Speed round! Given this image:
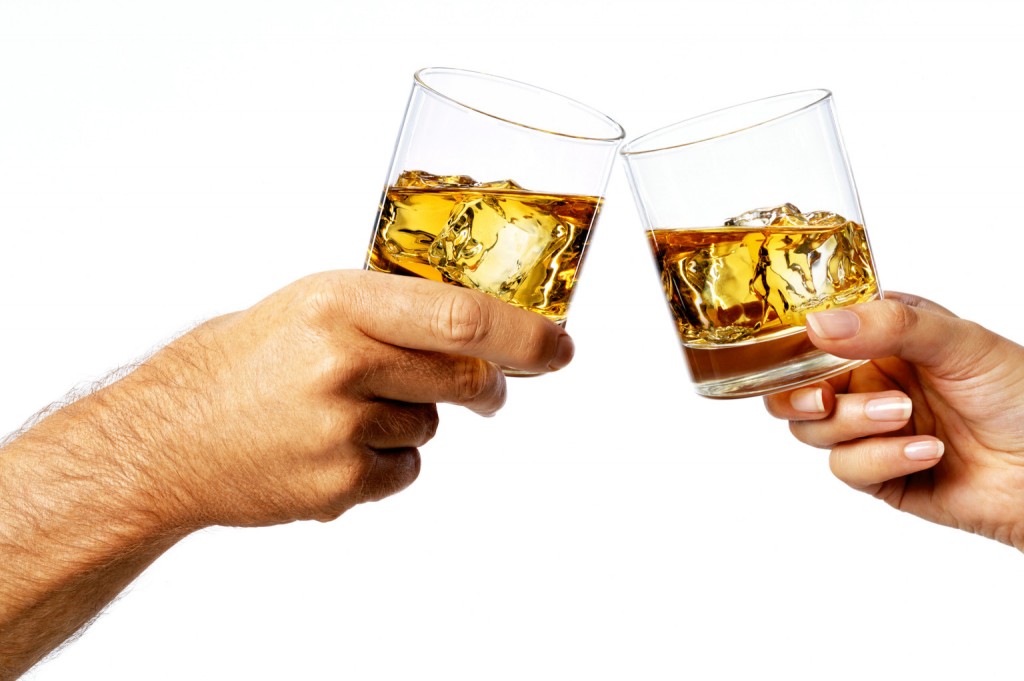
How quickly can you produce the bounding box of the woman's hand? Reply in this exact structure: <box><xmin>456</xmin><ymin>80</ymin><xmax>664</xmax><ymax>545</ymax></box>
<box><xmin>764</xmin><ymin>292</ymin><xmax>1024</xmax><ymax>550</ymax></box>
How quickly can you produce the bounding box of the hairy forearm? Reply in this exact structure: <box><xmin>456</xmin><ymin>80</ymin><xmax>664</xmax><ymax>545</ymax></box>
<box><xmin>0</xmin><ymin>383</ymin><xmax>188</xmax><ymax>679</ymax></box>
<box><xmin>0</xmin><ymin>535</ymin><xmax>177</xmax><ymax>679</ymax></box>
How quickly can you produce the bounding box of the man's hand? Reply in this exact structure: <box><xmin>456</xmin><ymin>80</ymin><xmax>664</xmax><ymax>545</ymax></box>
<box><xmin>0</xmin><ymin>270</ymin><xmax>573</xmax><ymax>677</ymax></box>
<box><xmin>763</xmin><ymin>292</ymin><xmax>1024</xmax><ymax>550</ymax></box>
<box><xmin>115</xmin><ymin>269</ymin><xmax>572</xmax><ymax>529</ymax></box>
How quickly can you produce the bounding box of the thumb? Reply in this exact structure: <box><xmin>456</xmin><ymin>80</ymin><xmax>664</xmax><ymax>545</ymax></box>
<box><xmin>804</xmin><ymin>292</ymin><xmax>1003</xmax><ymax>379</ymax></box>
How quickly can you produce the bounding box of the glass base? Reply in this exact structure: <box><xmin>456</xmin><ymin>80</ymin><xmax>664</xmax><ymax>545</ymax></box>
<box><xmin>696</xmin><ymin>354</ymin><xmax>866</xmax><ymax>399</ymax></box>
<box><xmin>503</xmin><ymin>367</ymin><xmax>542</xmax><ymax>378</ymax></box>
<box><xmin>685</xmin><ymin>330</ymin><xmax>866</xmax><ymax>399</ymax></box>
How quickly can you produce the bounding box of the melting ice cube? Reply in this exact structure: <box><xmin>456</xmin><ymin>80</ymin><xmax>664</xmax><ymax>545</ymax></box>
<box><xmin>725</xmin><ymin>203</ymin><xmax>806</xmax><ymax>228</ymax></box>
<box><xmin>428</xmin><ymin>194</ymin><xmax>559</xmax><ymax>299</ymax></box>
<box><xmin>725</xmin><ymin>204</ymin><xmax>872</xmax><ymax>321</ymax></box>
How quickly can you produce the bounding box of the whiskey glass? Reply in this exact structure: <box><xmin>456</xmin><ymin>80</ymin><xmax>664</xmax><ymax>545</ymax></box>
<box><xmin>365</xmin><ymin>67</ymin><xmax>625</xmax><ymax>375</ymax></box>
<box><xmin>621</xmin><ymin>90</ymin><xmax>881</xmax><ymax>398</ymax></box>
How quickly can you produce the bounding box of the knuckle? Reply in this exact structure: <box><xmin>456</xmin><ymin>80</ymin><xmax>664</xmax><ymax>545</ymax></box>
<box><xmin>421</xmin><ymin>406</ymin><xmax>440</xmax><ymax>443</ymax></box>
<box><xmin>355</xmin><ymin>402</ymin><xmax>439</xmax><ymax>449</ymax></box>
<box><xmin>324</xmin><ymin>344</ymin><xmax>376</xmax><ymax>389</ymax></box>
<box><xmin>307</xmin><ymin>460</ymin><xmax>365</xmax><ymax>522</ymax></box>
<box><xmin>789</xmin><ymin>420</ymin><xmax>832</xmax><ymax>450</ymax></box>
<box><xmin>300</xmin><ymin>271</ymin><xmax>363</xmax><ymax>326</ymax></box>
<box><xmin>305</xmin><ymin>279</ymin><xmax>344</xmax><ymax>322</ymax></box>
<box><xmin>960</xmin><ymin>319</ymin><xmax>1001</xmax><ymax>356</ymax></box>
<box><xmin>880</xmin><ymin>298</ymin><xmax>917</xmax><ymax>335</ymax></box>
<box><xmin>827</xmin><ymin>446</ymin><xmax>848</xmax><ymax>478</ymax></box>
<box><xmin>346</xmin><ymin>450</ymin><xmax>380</xmax><ymax>500</ymax></box>
<box><xmin>872</xmin><ymin>480</ymin><xmax>906</xmax><ymax>506</ymax></box>
<box><xmin>452</xmin><ymin>359</ymin><xmax>493</xmax><ymax>405</ymax></box>
<box><xmin>936</xmin><ymin>319</ymin><xmax>998</xmax><ymax>379</ymax></box>
<box><xmin>433</xmin><ymin>291</ymin><xmax>490</xmax><ymax>348</ymax></box>
<box><xmin>314</xmin><ymin>505</ymin><xmax>351</xmax><ymax>523</ymax></box>
<box><xmin>328</xmin><ymin>410</ymin><xmax>366</xmax><ymax>449</ymax></box>
<box><xmin>390</xmin><ymin>405</ymin><xmax>439</xmax><ymax>447</ymax></box>
<box><xmin>763</xmin><ymin>394</ymin><xmax>787</xmax><ymax>420</ymax></box>
<box><xmin>520</xmin><ymin>322</ymin><xmax>556</xmax><ymax>367</ymax></box>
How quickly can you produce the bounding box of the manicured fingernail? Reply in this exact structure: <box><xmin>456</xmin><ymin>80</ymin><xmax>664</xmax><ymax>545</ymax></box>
<box><xmin>548</xmin><ymin>335</ymin><xmax>575</xmax><ymax>370</ymax></box>
<box><xmin>806</xmin><ymin>310</ymin><xmax>860</xmax><ymax>340</ymax></box>
<box><xmin>904</xmin><ymin>439</ymin><xmax>944</xmax><ymax>461</ymax></box>
<box><xmin>864</xmin><ymin>397</ymin><xmax>912</xmax><ymax>421</ymax></box>
<box><xmin>790</xmin><ymin>386</ymin><xmax>825</xmax><ymax>413</ymax></box>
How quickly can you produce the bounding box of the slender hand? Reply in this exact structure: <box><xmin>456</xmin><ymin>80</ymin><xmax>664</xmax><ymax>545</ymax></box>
<box><xmin>763</xmin><ymin>292</ymin><xmax>1024</xmax><ymax>550</ymax></box>
<box><xmin>0</xmin><ymin>270</ymin><xmax>574</xmax><ymax>678</ymax></box>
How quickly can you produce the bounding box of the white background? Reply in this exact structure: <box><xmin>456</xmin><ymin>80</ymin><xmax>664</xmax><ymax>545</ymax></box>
<box><xmin>2</xmin><ymin>0</ymin><xmax>1023</xmax><ymax>678</ymax></box>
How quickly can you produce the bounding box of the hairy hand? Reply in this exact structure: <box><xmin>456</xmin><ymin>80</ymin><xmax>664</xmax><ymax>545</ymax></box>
<box><xmin>102</xmin><ymin>270</ymin><xmax>573</xmax><ymax>530</ymax></box>
<box><xmin>763</xmin><ymin>292</ymin><xmax>1024</xmax><ymax>550</ymax></box>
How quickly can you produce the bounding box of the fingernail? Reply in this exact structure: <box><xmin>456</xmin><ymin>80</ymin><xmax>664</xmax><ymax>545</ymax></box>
<box><xmin>548</xmin><ymin>335</ymin><xmax>575</xmax><ymax>371</ymax></box>
<box><xmin>790</xmin><ymin>386</ymin><xmax>825</xmax><ymax>413</ymax></box>
<box><xmin>904</xmin><ymin>439</ymin><xmax>944</xmax><ymax>461</ymax></box>
<box><xmin>806</xmin><ymin>310</ymin><xmax>860</xmax><ymax>340</ymax></box>
<box><xmin>864</xmin><ymin>397</ymin><xmax>913</xmax><ymax>421</ymax></box>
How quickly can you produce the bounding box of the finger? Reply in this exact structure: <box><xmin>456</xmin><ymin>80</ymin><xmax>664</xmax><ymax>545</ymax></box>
<box><xmin>345</xmin><ymin>271</ymin><xmax>574</xmax><ymax>373</ymax></box>
<box><xmin>314</xmin><ymin>445</ymin><xmax>421</xmax><ymax>519</ymax></box>
<box><xmin>357</xmin><ymin>345</ymin><xmax>507</xmax><ymax>416</ymax></box>
<box><xmin>804</xmin><ymin>295</ymin><xmax>1004</xmax><ymax>378</ymax></box>
<box><xmin>359</xmin><ymin>401</ymin><xmax>440</xmax><ymax>450</ymax></box>
<box><xmin>829</xmin><ymin>435</ymin><xmax>944</xmax><ymax>493</ymax></box>
<box><xmin>357</xmin><ymin>447</ymin><xmax>422</xmax><ymax>504</ymax></box>
<box><xmin>763</xmin><ymin>382</ymin><xmax>836</xmax><ymax>421</ymax></box>
<box><xmin>788</xmin><ymin>390</ymin><xmax>913</xmax><ymax>449</ymax></box>
<box><xmin>883</xmin><ymin>291</ymin><xmax>958</xmax><ymax>317</ymax></box>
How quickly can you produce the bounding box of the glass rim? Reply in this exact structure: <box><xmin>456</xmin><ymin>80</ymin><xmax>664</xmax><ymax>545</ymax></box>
<box><xmin>414</xmin><ymin>66</ymin><xmax>626</xmax><ymax>143</ymax></box>
<box><xmin>620</xmin><ymin>88</ymin><xmax>833</xmax><ymax>157</ymax></box>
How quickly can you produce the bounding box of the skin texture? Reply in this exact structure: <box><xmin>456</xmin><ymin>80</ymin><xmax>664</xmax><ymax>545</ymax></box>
<box><xmin>763</xmin><ymin>292</ymin><xmax>1024</xmax><ymax>550</ymax></box>
<box><xmin>0</xmin><ymin>270</ymin><xmax>574</xmax><ymax>679</ymax></box>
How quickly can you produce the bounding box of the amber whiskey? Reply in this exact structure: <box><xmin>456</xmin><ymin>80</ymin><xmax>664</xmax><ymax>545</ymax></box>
<box><xmin>367</xmin><ymin>170</ymin><xmax>601</xmax><ymax>325</ymax></box>
<box><xmin>648</xmin><ymin>204</ymin><xmax>879</xmax><ymax>396</ymax></box>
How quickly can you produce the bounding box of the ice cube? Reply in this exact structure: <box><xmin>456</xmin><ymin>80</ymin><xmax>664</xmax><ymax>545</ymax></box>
<box><xmin>725</xmin><ymin>203</ymin><xmax>805</xmax><ymax>228</ymax></box>
<box><xmin>428</xmin><ymin>194</ymin><xmax>558</xmax><ymax>299</ymax></box>
<box><xmin>394</xmin><ymin>170</ymin><xmax>523</xmax><ymax>191</ymax></box>
<box><xmin>758</xmin><ymin>211</ymin><xmax>864</xmax><ymax>319</ymax></box>
<box><xmin>662</xmin><ymin>231</ymin><xmax>770</xmax><ymax>342</ymax></box>
<box><xmin>803</xmin><ymin>210</ymin><xmax>847</xmax><ymax>228</ymax></box>
<box><xmin>394</xmin><ymin>170</ymin><xmax>477</xmax><ymax>189</ymax></box>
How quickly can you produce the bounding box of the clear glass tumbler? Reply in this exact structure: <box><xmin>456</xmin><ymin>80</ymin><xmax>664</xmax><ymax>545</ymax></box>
<box><xmin>621</xmin><ymin>90</ymin><xmax>881</xmax><ymax>398</ymax></box>
<box><xmin>365</xmin><ymin>67</ymin><xmax>625</xmax><ymax>375</ymax></box>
